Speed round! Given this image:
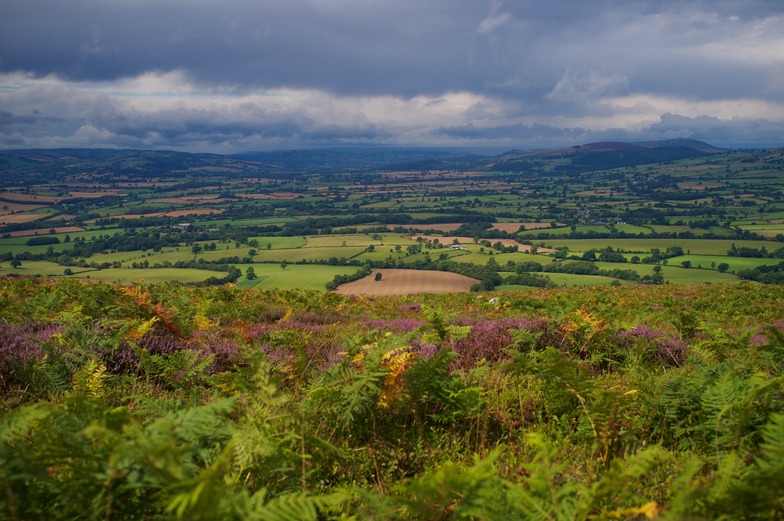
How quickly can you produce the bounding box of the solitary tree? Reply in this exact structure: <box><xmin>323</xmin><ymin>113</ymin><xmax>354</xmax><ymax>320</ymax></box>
<box><xmin>10</xmin><ymin>259</ymin><xmax>21</xmax><ymax>269</ymax></box>
<box><xmin>717</xmin><ymin>262</ymin><xmax>730</xmax><ymax>273</ymax></box>
<box><xmin>245</xmin><ymin>267</ymin><xmax>257</xmax><ymax>280</ymax></box>
<box><xmin>374</xmin><ymin>272</ymin><xmax>382</xmax><ymax>281</ymax></box>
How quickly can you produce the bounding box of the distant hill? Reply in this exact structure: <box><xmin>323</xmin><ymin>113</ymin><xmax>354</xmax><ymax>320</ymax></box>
<box><xmin>231</xmin><ymin>147</ymin><xmax>489</xmax><ymax>173</ymax></box>
<box><xmin>0</xmin><ymin>147</ymin><xmax>489</xmax><ymax>181</ymax></box>
<box><xmin>0</xmin><ymin>149</ymin><xmax>236</xmax><ymax>182</ymax></box>
<box><xmin>0</xmin><ymin>139</ymin><xmax>727</xmax><ymax>181</ymax></box>
<box><xmin>489</xmin><ymin>139</ymin><xmax>724</xmax><ymax>173</ymax></box>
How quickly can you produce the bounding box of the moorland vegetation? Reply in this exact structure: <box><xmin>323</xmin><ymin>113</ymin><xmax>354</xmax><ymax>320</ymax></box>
<box><xmin>1</xmin><ymin>276</ymin><xmax>783</xmax><ymax>519</ymax></box>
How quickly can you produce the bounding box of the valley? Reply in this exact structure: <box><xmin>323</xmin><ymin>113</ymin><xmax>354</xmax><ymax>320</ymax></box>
<box><xmin>1</xmin><ymin>140</ymin><xmax>783</xmax><ymax>291</ymax></box>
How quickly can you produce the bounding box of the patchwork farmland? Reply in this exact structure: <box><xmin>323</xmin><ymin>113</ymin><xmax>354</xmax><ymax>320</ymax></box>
<box><xmin>0</xmin><ymin>143</ymin><xmax>782</xmax><ymax>289</ymax></box>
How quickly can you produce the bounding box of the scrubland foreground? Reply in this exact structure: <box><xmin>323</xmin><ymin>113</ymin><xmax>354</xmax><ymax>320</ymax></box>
<box><xmin>1</xmin><ymin>275</ymin><xmax>783</xmax><ymax>520</ymax></box>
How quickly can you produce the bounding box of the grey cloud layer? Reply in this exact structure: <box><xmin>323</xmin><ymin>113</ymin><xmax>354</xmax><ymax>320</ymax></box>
<box><xmin>1</xmin><ymin>0</ymin><xmax>783</xmax><ymax>151</ymax></box>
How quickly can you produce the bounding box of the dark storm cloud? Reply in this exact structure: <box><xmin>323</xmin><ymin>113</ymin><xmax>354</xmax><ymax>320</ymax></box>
<box><xmin>0</xmin><ymin>0</ymin><xmax>486</xmax><ymax>97</ymax></box>
<box><xmin>1</xmin><ymin>0</ymin><xmax>782</xmax><ymax>150</ymax></box>
<box><xmin>2</xmin><ymin>0</ymin><xmax>779</xmax><ymax>99</ymax></box>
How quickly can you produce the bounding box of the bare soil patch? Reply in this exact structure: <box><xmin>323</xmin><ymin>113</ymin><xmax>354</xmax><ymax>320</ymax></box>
<box><xmin>0</xmin><ymin>202</ymin><xmax>47</xmax><ymax>214</ymax></box>
<box><xmin>116</xmin><ymin>209</ymin><xmax>224</xmax><ymax>219</ymax></box>
<box><xmin>575</xmin><ymin>189</ymin><xmax>617</xmax><ymax>196</ymax></box>
<box><xmin>0</xmin><ymin>214</ymin><xmax>49</xmax><ymax>224</ymax></box>
<box><xmin>677</xmin><ymin>182</ymin><xmax>724</xmax><ymax>191</ymax></box>
<box><xmin>335</xmin><ymin>269</ymin><xmax>478</xmax><ymax>296</ymax></box>
<box><xmin>114</xmin><ymin>182</ymin><xmax>180</xmax><ymax>188</ymax></box>
<box><xmin>68</xmin><ymin>191</ymin><xmax>121</xmax><ymax>198</ymax></box>
<box><xmin>0</xmin><ymin>192</ymin><xmax>64</xmax><ymax>203</ymax></box>
<box><xmin>387</xmin><ymin>223</ymin><xmax>464</xmax><ymax>232</ymax></box>
<box><xmin>239</xmin><ymin>192</ymin><xmax>308</xmax><ymax>200</ymax></box>
<box><xmin>408</xmin><ymin>235</ymin><xmax>556</xmax><ymax>253</ymax></box>
<box><xmin>491</xmin><ymin>222</ymin><xmax>562</xmax><ymax>233</ymax></box>
<box><xmin>165</xmin><ymin>209</ymin><xmax>223</xmax><ymax>217</ymax></box>
<box><xmin>150</xmin><ymin>195</ymin><xmax>223</xmax><ymax>204</ymax></box>
<box><xmin>7</xmin><ymin>226</ymin><xmax>84</xmax><ymax>237</ymax></box>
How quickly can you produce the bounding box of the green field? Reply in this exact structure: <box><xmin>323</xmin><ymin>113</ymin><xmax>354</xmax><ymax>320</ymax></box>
<box><xmin>251</xmin><ymin>247</ymin><xmax>367</xmax><ymax>263</ymax></box>
<box><xmin>539</xmin><ymin>238</ymin><xmax>775</xmax><ymax>255</ymax></box>
<box><xmin>0</xmin><ymin>261</ymin><xmax>76</xmax><ymax>277</ymax></box>
<box><xmin>675</xmin><ymin>254</ymin><xmax>782</xmax><ymax>272</ymax></box>
<box><xmin>73</xmin><ymin>267</ymin><xmax>217</xmax><ymax>283</ymax></box>
<box><xmin>614</xmin><ymin>224</ymin><xmax>653</xmax><ymax>234</ymax></box>
<box><xmin>657</xmin><ymin>265</ymin><xmax>741</xmax><ymax>284</ymax></box>
<box><xmin>542</xmin><ymin>273</ymin><xmax>636</xmax><ymax>286</ymax></box>
<box><xmin>518</xmin><ymin>225</ymin><xmax>610</xmax><ymax>237</ymax></box>
<box><xmin>237</xmin><ymin>263</ymin><xmax>356</xmax><ymax>291</ymax></box>
<box><xmin>248</xmin><ymin>236</ymin><xmax>308</xmax><ymax>249</ymax></box>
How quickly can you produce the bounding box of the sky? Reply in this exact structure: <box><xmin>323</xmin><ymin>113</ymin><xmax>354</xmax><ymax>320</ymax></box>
<box><xmin>1</xmin><ymin>0</ymin><xmax>783</xmax><ymax>153</ymax></box>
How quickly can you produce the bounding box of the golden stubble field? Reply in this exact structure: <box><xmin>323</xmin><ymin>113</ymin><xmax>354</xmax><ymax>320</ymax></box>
<box><xmin>334</xmin><ymin>269</ymin><xmax>478</xmax><ymax>296</ymax></box>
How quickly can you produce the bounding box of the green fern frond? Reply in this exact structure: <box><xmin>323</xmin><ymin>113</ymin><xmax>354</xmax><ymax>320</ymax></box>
<box><xmin>385</xmin><ymin>451</ymin><xmax>509</xmax><ymax>520</ymax></box>
<box><xmin>70</xmin><ymin>359</ymin><xmax>107</xmax><ymax>398</ymax></box>
<box><xmin>0</xmin><ymin>403</ymin><xmax>52</xmax><ymax>443</ymax></box>
<box><xmin>700</xmin><ymin>369</ymin><xmax>742</xmax><ymax>457</ymax></box>
<box><xmin>248</xmin><ymin>490</ymin><xmax>349</xmax><ymax>521</ymax></box>
<box><xmin>505</xmin><ymin>432</ymin><xmax>589</xmax><ymax>521</ymax></box>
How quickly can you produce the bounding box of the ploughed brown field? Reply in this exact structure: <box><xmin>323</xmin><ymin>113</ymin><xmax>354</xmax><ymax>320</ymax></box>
<box><xmin>149</xmin><ymin>195</ymin><xmax>224</xmax><ymax>204</ymax></box>
<box><xmin>490</xmin><ymin>222</ymin><xmax>564</xmax><ymax>232</ymax></box>
<box><xmin>0</xmin><ymin>192</ymin><xmax>65</xmax><ymax>203</ymax></box>
<box><xmin>238</xmin><ymin>192</ymin><xmax>309</xmax><ymax>200</ymax></box>
<box><xmin>7</xmin><ymin>226</ymin><xmax>84</xmax><ymax>237</ymax></box>
<box><xmin>335</xmin><ymin>269</ymin><xmax>478</xmax><ymax>296</ymax></box>
<box><xmin>113</xmin><ymin>209</ymin><xmax>224</xmax><ymax>219</ymax></box>
<box><xmin>387</xmin><ymin>223</ymin><xmax>464</xmax><ymax>232</ymax></box>
<box><xmin>0</xmin><ymin>202</ymin><xmax>47</xmax><ymax>214</ymax></box>
<box><xmin>0</xmin><ymin>214</ymin><xmax>49</xmax><ymax>224</ymax></box>
<box><xmin>68</xmin><ymin>191</ymin><xmax>121</xmax><ymax>198</ymax></box>
<box><xmin>407</xmin><ymin>235</ymin><xmax>557</xmax><ymax>253</ymax></box>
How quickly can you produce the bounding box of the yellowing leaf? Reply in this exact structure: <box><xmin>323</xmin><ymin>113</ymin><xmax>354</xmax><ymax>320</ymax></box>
<box><xmin>125</xmin><ymin>316</ymin><xmax>159</xmax><ymax>341</ymax></box>
<box><xmin>601</xmin><ymin>501</ymin><xmax>660</xmax><ymax>520</ymax></box>
<box><xmin>378</xmin><ymin>347</ymin><xmax>415</xmax><ymax>408</ymax></box>
<box><xmin>194</xmin><ymin>314</ymin><xmax>214</xmax><ymax>331</ymax></box>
